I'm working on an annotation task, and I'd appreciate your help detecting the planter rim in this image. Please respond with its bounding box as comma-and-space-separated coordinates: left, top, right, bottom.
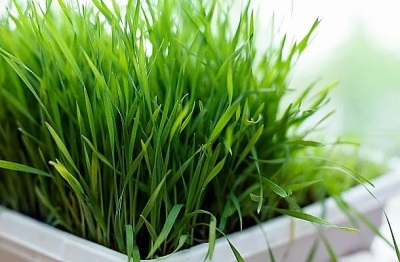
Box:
1, 158, 399, 261
155, 158, 400, 261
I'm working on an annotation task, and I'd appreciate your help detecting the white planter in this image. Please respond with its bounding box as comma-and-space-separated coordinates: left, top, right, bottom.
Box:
1, 159, 400, 262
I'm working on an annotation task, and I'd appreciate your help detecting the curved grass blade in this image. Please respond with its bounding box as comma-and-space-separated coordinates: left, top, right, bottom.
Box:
205, 215, 217, 260
46, 122, 79, 174
261, 177, 288, 198
227, 238, 245, 262
82, 135, 115, 170
202, 158, 225, 189
275, 209, 358, 232
208, 103, 239, 143
49, 160, 84, 198
235, 124, 264, 168
0, 160, 51, 177
146, 204, 184, 258
229, 193, 243, 231
135, 174, 168, 235
288, 180, 323, 192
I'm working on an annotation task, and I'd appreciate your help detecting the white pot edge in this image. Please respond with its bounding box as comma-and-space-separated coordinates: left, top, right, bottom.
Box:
1, 159, 400, 262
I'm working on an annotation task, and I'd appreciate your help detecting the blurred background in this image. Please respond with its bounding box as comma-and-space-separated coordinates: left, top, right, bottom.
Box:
251, 0, 400, 155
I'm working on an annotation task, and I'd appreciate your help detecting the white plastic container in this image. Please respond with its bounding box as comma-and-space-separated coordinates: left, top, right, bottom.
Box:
1, 160, 399, 262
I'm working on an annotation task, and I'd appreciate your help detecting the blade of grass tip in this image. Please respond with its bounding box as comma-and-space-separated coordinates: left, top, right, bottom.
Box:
49, 160, 84, 199
235, 124, 264, 169
169, 104, 189, 142
250, 193, 261, 203
82, 136, 115, 171
202, 158, 225, 190
208, 103, 239, 143
275, 209, 358, 232
146, 204, 184, 258
226, 238, 245, 262
257, 187, 264, 214
261, 177, 288, 198
0, 49, 49, 117
110, 0, 122, 21
46, 122, 79, 174
180, 102, 196, 133
249, 10, 255, 41
45, 19, 84, 86
92, 0, 117, 22
172, 235, 189, 254
296, 18, 320, 54
135, 174, 168, 235
82, 50, 113, 99
229, 193, 243, 231
383, 209, 400, 260
0, 160, 51, 177
57, 0, 73, 25
155, 234, 190, 259
140, 215, 158, 242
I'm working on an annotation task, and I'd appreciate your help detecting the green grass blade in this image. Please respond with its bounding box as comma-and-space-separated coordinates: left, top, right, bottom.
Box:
275, 209, 358, 232
227, 238, 245, 262
45, 122, 79, 174
287, 180, 323, 192
202, 158, 225, 189
126, 225, 141, 262
261, 177, 288, 198
49, 160, 84, 198
46, 18, 84, 85
236, 124, 264, 168
135, 175, 168, 235
82, 136, 114, 170
140, 215, 158, 242
146, 204, 183, 258
229, 193, 243, 231
208, 103, 239, 143
205, 215, 217, 260
227, 66, 233, 105
0, 160, 51, 177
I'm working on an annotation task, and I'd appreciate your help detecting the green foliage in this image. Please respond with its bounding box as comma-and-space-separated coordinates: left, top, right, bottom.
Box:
0, 0, 384, 260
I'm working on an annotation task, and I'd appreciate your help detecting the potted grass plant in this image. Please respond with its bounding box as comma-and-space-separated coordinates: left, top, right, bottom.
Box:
0, 0, 399, 261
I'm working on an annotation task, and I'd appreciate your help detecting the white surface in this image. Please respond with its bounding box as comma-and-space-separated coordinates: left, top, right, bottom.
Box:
340, 193, 400, 262
0, 208, 126, 262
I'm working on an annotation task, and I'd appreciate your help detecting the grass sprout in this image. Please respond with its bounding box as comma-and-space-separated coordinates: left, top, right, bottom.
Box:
0, 0, 393, 260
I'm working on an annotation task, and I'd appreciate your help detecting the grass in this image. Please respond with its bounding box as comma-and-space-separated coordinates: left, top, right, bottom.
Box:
0, 0, 396, 260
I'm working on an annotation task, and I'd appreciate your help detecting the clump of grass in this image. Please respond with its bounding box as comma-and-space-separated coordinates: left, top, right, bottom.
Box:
0, 0, 386, 260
